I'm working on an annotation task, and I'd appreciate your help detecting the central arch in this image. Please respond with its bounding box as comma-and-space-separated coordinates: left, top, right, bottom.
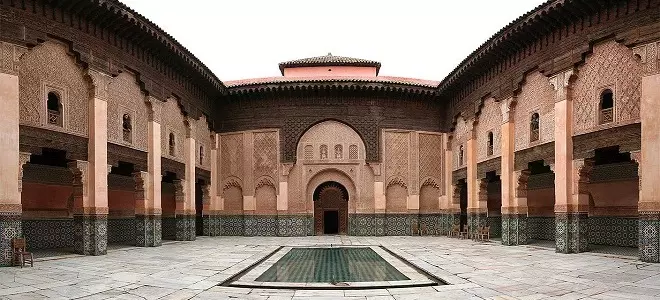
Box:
313, 181, 349, 235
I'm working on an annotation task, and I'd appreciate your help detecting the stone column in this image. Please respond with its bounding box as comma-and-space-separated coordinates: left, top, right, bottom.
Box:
174, 121, 196, 241
133, 171, 161, 246
68, 161, 108, 255
277, 163, 294, 236
138, 97, 163, 245
203, 133, 220, 236
442, 135, 459, 235
467, 125, 486, 236
371, 163, 386, 236
0, 71, 20, 266
550, 68, 589, 254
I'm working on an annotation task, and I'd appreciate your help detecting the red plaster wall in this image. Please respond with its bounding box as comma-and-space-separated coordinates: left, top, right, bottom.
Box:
108, 189, 135, 216
21, 182, 71, 218
527, 188, 555, 217
589, 180, 638, 216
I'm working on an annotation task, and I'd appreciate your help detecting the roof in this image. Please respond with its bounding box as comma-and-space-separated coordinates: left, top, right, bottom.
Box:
225, 75, 439, 89
278, 53, 382, 75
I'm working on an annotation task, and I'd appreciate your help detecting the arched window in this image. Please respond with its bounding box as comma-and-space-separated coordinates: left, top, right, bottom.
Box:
199, 145, 204, 165
168, 133, 176, 156
304, 145, 314, 160
600, 89, 614, 124
122, 114, 132, 143
47, 91, 63, 126
487, 131, 494, 156
320, 144, 328, 159
334, 144, 343, 159
459, 145, 464, 166
530, 113, 540, 142
349, 144, 358, 159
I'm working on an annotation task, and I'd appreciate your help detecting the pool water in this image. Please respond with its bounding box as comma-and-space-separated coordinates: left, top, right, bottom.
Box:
255, 247, 410, 283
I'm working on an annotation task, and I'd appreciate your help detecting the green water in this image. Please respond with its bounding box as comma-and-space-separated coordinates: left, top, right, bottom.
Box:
255, 247, 409, 283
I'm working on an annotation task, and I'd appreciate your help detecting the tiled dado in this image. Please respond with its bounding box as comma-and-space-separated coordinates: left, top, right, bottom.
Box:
468, 213, 487, 236
74, 214, 107, 256
488, 215, 502, 238
419, 214, 442, 235
108, 218, 136, 245
135, 214, 161, 247
22, 219, 75, 249
528, 216, 556, 241
202, 214, 221, 236
175, 215, 196, 241
639, 212, 660, 263
0, 213, 21, 266
555, 213, 588, 254
219, 215, 312, 237
385, 214, 415, 236
589, 216, 637, 248
501, 214, 528, 246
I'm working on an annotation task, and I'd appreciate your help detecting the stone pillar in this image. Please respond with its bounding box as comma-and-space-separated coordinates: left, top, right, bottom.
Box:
276, 163, 294, 236
371, 163, 386, 236
639, 72, 660, 262
0, 71, 20, 266
203, 134, 221, 236
134, 171, 161, 246
172, 121, 196, 241
467, 126, 486, 236
441, 135, 459, 235
68, 161, 108, 255
550, 69, 589, 254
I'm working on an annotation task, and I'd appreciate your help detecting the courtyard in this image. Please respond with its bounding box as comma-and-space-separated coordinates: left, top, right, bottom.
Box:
1, 236, 659, 300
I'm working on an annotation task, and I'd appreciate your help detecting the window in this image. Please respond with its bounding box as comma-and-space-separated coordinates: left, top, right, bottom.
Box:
530, 113, 540, 142
47, 91, 62, 127
600, 89, 614, 124
304, 145, 314, 160
349, 144, 358, 159
487, 131, 494, 156
459, 145, 464, 166
122, 114, 132, 143
168, 133, 176, 156
334, 144, 343, 159
199, 145, 204, 165
320, 144, 328, 159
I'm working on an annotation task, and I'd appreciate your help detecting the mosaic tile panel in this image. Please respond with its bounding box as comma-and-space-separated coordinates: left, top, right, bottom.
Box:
202, 215, 221, 236
555, 213, 588, 254
501, 214, 528, 246
488, 215, 502, 238
468, 213, 487, 237
419, 214, 442, 235
74, 214, 107, 256
0, 213, 21, 266
348, 214, 376, 236
22, 219, 74, 249
385, 214, 411, 236
589, 216, 637, 248
135, 214, 161, 247
245, 215, 277, 236
528, 216, 556, 241
220, 215, 245, 236
255, 248, 408, 283
276, 215, 311, 237
175, 215, 195, 241
374, 214, 386, 236
639, 212, 660, 263
162, 217, 177, 240
108, 218, 135, 245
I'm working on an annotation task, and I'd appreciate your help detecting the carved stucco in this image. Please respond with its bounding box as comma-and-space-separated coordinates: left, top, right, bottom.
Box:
452, 116, 470, 170
220, 133, 244, 182
1, 41, 27, 75
107, 72, 149, 151
419, 133, 443, 193
384, 130, 410, 189
572, 40, 642, 135
476, 97, 501, 162
19, 41, 89, 136
195, 115, 212, 171
514, 71, 555, 151
253, 130, 278, 193
297, 120, 366, 161
160, 98, 187, 163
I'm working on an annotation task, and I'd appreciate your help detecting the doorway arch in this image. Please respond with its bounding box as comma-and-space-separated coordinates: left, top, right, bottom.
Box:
313, 181, 349, 235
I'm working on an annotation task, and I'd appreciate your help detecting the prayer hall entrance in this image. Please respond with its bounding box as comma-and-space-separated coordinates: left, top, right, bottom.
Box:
313, 181, 349, 235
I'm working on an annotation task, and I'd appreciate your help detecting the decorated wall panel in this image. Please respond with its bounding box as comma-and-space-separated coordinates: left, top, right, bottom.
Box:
476, 97, 501, 162
514, 72, 555, 151
160, 98, 187, 163
419, 133, 443, 194
107, 72, 149, 151
385, 183, 407, 213
384, 131, 409, 188
220, 133, 245, 181
255, 182, 277, 214
195, 115, 213, 171
452, 117, 470, 170
253, 130, 279, 188
419, 183, 440, 213
19, 41, 89, 136
572, 40, 642, 135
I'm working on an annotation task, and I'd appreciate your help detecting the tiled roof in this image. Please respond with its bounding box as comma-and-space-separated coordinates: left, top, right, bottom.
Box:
225, 75, 439, 89
279, 53, 382, 74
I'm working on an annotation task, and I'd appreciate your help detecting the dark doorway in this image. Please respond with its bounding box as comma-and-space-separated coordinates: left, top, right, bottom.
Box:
195, 179, 204, 236
323, 211, 339, 234
458, 179, 468, 231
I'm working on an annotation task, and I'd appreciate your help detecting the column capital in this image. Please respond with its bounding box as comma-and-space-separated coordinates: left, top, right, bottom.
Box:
500, 96, 516, 124
87, 69, 112, 101
633, 41, 660, 76
18, 152, 31, 194
145, 96, 162, 123
549, 68, 577, 92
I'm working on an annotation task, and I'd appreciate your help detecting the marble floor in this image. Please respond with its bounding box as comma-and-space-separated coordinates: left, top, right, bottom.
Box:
2, 236, 660, 299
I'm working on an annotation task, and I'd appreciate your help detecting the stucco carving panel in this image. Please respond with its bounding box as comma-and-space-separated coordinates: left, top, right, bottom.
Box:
160, 98, 186, 162
221, 133, 244, 181
195, 115, 212, 170
297, 121, 365, 161
572, 40, 641, 135
419, 184, 440, 212
385, 183, 407, 213
384, 131, 409, 187
452, 117, 470, 170
514, 72, 555, 151
19, 41, 89, 136
1, 42, 26, 75
255, 184, 277, 213
419, 133, 443, 188
476, 98, 501, 161
253, 131, 278, 187
107, 72, 148, 151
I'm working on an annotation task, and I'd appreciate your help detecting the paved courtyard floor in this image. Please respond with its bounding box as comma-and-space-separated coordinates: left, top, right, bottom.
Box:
1, 236, 659, 300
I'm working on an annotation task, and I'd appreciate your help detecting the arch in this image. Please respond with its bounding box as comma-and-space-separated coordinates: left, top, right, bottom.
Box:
386, 176, 408, 189
313, 181, 349, 235
222, 177, 243, 213
487, 131, 494, 156
294, 118, 368, 152
420, 177, 441, 213
599, 89, 614, 124
168, 132, 176, 156
294, 119, 369, 162
305, 168, 357, 215
255, 176, 277, 214
385, 178, 408, 213
47, 91, 63, 127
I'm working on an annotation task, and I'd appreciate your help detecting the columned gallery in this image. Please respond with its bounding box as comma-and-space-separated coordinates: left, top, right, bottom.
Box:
0, 0, 659, 265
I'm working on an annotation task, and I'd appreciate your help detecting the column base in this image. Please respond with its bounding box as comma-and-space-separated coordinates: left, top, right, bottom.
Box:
0, 212, 22, 266
175, 214, 196, 241
74, 214, 107, 256
501, 214, 528, 246
468, 213, 487, 236
135, 214, 162, 247
640, 212, 660, 263
202, 214, 221, 236
555, 212, 589, 254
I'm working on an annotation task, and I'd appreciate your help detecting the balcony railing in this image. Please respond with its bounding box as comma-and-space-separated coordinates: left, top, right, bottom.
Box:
530, 129, 540, 142
48, 109, 62, 126
600, 108, 613, 124
123, 129, 132, 143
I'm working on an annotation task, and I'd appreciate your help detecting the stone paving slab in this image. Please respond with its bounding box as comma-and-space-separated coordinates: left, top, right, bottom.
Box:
0, 236, 658, 299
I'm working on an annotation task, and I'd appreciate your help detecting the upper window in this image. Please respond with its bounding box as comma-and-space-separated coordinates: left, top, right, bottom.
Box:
304, 145, 314, 160
199, 145, 204, 165
168, 133, 176, 156
334, 144, 343, 159
349, 144, 358, 159
320, 144, 328, 160
122, 114, 132, 143
600, 89, 614, 124
530, 113, 540, 142
487, 131, 494, 156
47, 91, 63, 127
459, 145, 464, 166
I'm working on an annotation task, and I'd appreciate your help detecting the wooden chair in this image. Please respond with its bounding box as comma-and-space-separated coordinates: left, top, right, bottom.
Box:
458, 226, 470, 239
475, 226, 491, 242
411, 223, 420, 236
420, 224, 428, 236
12, 238, 34, 268
447, 224, 459, 237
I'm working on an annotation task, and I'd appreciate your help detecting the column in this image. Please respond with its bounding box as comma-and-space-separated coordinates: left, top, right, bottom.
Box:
135, 97, 163, 246
276, 163, 294, 236
551, 68, 588, 253
0, 71, 20, 266
175, 120, 196, 241
500, 97, 528, 245
203, 133, 220, 236
371, 163, 386, 236
442, 134, 459, 235
639, 71, 660, 262
467, 124, 486, 236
